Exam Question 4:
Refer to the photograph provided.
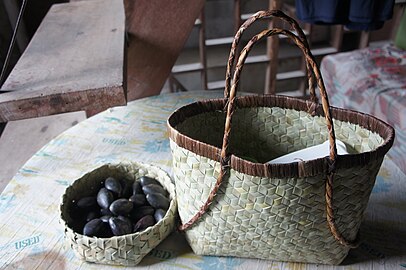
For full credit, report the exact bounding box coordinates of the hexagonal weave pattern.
[168,104,392,265]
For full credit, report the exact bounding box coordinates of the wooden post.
[234,0,241,34]
[359,31,370,49]
[331,25,344,51]
[299,23,313,97]
[199,9,208,90]
[265,0,282,94]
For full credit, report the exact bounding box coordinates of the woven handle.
[179,11,359,248]
[224,10,317,103]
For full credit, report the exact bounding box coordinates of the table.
[0,91,405,269]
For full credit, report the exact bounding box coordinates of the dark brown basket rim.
[167,94,395,178]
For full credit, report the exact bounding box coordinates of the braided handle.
[179,11,359,248]
[224,10,317,102]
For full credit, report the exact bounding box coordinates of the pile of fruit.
[68,175,170,237]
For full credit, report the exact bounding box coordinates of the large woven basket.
[60,162,177,266]
[167,10,395,265]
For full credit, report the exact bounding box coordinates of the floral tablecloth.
[0,91,405,269]
[321,42,406,174]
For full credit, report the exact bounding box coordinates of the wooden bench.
[0,0,127,122]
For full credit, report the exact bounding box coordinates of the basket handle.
[224,10,317,103]
[180,11,359,248]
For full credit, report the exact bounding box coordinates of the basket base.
[185,233,349,265]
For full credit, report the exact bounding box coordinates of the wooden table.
[0,91,405,269]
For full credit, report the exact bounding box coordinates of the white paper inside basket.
[267,140,348,164]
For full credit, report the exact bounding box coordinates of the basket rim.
[167,94,395,178]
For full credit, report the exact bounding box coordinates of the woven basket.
[167,10,395,265]
[60,162,177,266]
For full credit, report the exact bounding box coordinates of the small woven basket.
[167,10,395,265]
[60,162,177,266]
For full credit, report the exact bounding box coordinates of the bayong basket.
[167,10,394,265]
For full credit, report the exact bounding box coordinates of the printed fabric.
[321,42,406,173]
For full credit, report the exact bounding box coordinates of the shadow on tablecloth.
[343,220,406,265]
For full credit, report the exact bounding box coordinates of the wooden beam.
[198,9,208,90]
[125,0,205,100]
[0,0,126,122]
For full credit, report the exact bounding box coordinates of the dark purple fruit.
[129,194,146,207]
[99,224,114,238]
[100,215,112,223]
[109,198,133,215]
[146,193,170,210]
[132,181,142,195]
[129,205,155,222]
[100,208,113,216]
[154,209,167,223]
[120,179,132,198]
[97,188,114,209]
[139,176,161,187]
[77,196,97,209]
[133,215,155,232]
[109,217,132,236]
[142,184,167,196]
[86,211,99,222]
[105,177,122,196]
[83,218,103,236]
[117,215,132,224]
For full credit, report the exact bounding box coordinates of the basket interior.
[175,106,384,163]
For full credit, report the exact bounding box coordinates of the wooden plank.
[206,31,310,48]
[0,111,86,193]
[206,36,235,46]
[172,62,203,74]
[276,70,305,80]
[125,0,205,100]
[207,80,225,90]
[245,54,269,64]
[0,0,126,122]
[208,70,306,91]
[241,13,256,21]
[311,46,338,56]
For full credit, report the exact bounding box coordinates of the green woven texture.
[171,106,384,265]
[60,162,177,266]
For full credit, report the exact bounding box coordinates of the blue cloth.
[296,0,394,31]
